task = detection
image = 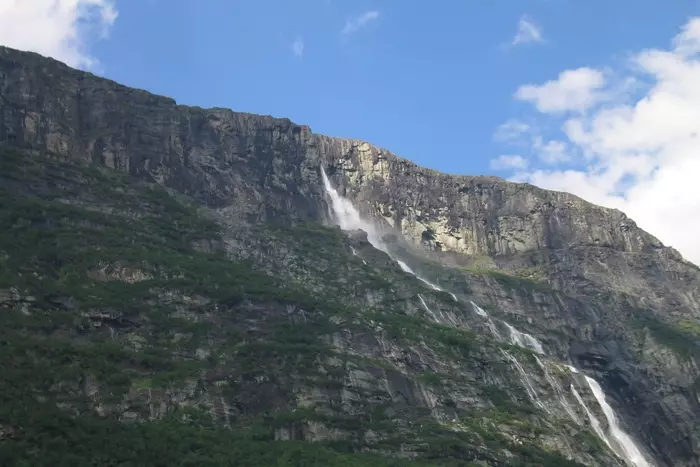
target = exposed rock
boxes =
[1,45,699,466]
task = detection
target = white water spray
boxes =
[503,322,545,355]
[583,376,652,467]
[322,169,387,250]
[418,294,440,323]
[567,366,653,467]
[470,301,502,338]
[322,168,454,299]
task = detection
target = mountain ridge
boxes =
[0,46,685,263]
[1,45,699,466]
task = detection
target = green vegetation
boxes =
[0,404,440,467]
[459,265,550,292]
[0,146,603,466]
[631,308,700,360]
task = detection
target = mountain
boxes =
[0,45,698,467]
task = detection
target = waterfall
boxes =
[418,294,440,323]
[570,383,613,450]
[322,167,545,410]
[501,350,547,412]
[322,168,455,300]
[583,376,653,467]
[567,366,653,467]
[534,357,580,424]
[470,301,488,317]
[503,322,545,355]
[350,246,367,265]
[321,169,387,251]
[320,167,654,466]
[470,301,502,338]
[398,260,458,301]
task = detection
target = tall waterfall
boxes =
[321,168,387,251]
[320,167,654,467]
[583,376,653,467]
[570,382,613,450]
[322,168,454,300]
[567,367,653,467]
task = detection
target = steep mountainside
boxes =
[0,46,699,467]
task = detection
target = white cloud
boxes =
[532,137,570,164]
[515,67,607,113]
[0,0,117,70]
[502,17,700,265]
[342,10,380,35]
[490,154,528,171]
[512,16,543,46]
[292,37,304,58]
[493,119,531,143]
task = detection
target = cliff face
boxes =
[1,45,699,467]
[0,46,679,260]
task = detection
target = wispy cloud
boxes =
[292,37,304,58]
[342,10,380,35]
[0,0,117,70]
[512,16,543,46]
[493,120,531,143]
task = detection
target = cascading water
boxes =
[350,246,367,265]
[320,167,655,466]
[584,376,652,467]
[397,259,458,301]
[418,294,440,323]
[470,301,502,338]
[570,382,613,450]
[534,356,580,424]
[501,349,547,412]
[503,322,545,355]
[322,168,456,301]
[321,169,387,251]
[567,366,653,467]
[322,167,547,407]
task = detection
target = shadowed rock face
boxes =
[1,46,700,466]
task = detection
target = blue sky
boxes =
[88,0,696,176]
[2,0,700,264]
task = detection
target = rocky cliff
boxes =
[1,45,699,467]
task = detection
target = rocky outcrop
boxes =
[0,46,687,262]
[1,45,700,466]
